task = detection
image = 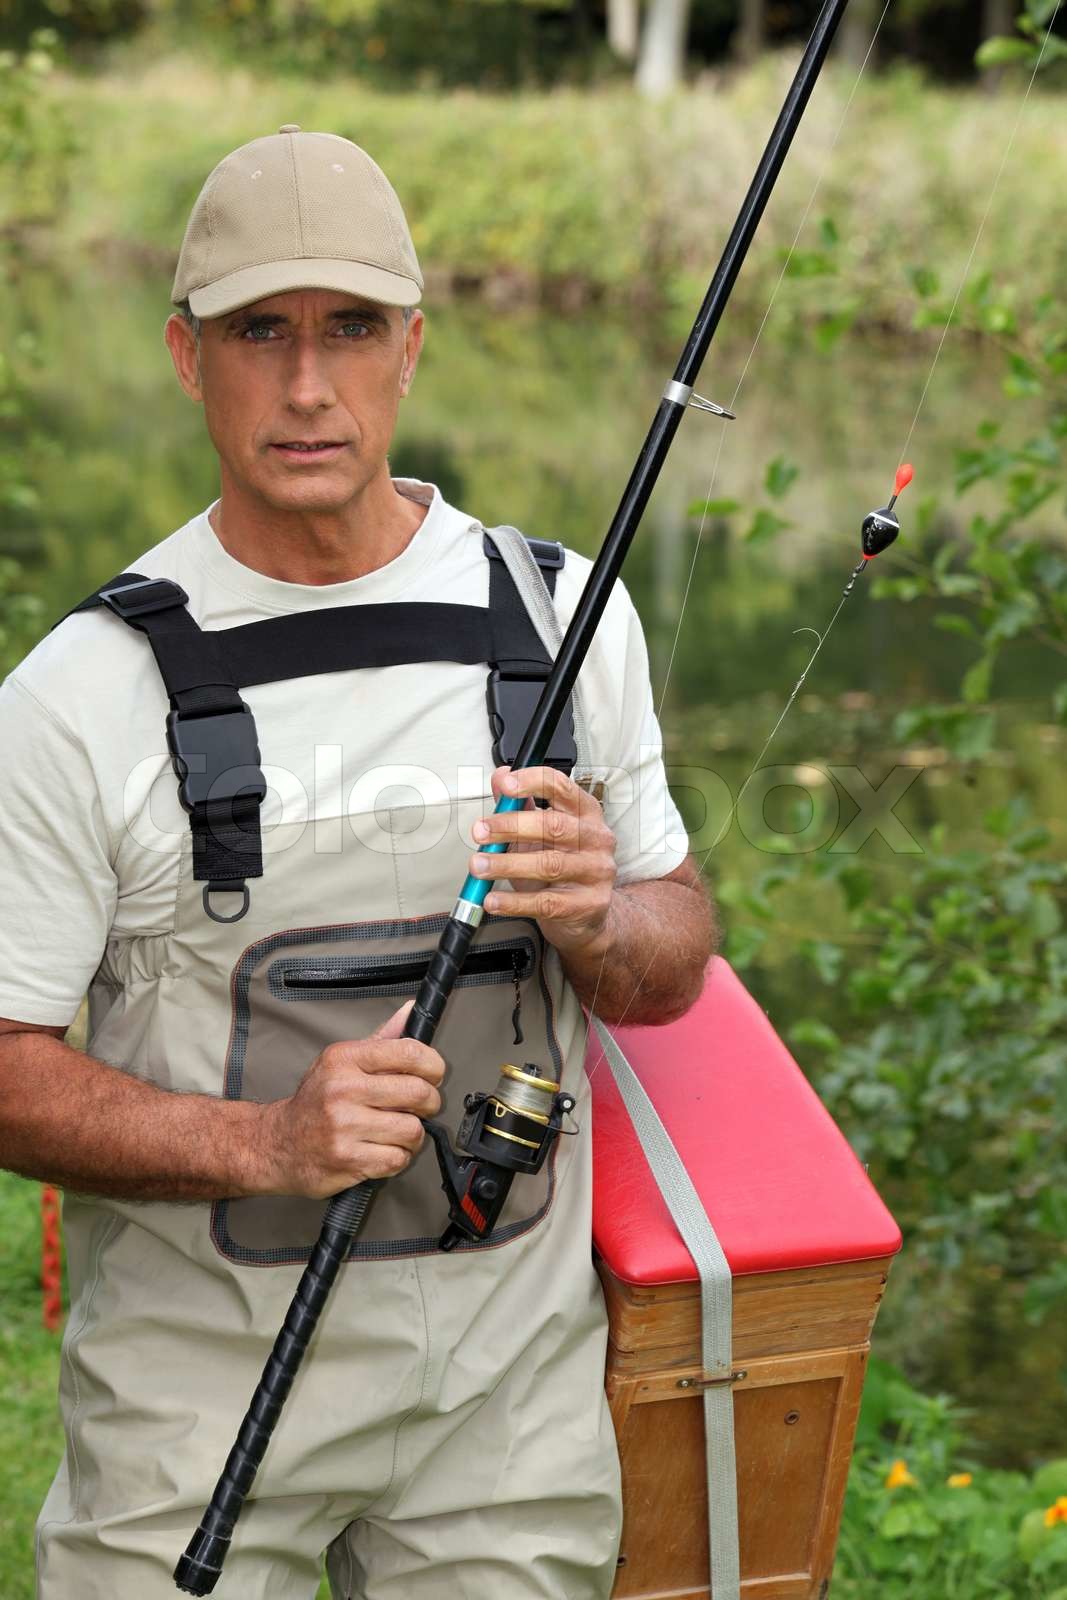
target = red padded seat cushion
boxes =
[587,958,901,1285]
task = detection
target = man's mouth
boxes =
[270,441,348,461]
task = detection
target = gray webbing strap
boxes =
[484,524,596,784]
[591,1016,741,1600]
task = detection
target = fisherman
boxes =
[0,127,714,1599]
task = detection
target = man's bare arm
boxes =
[0,1011,444,1204]
[556,856,715,1025]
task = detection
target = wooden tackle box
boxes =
[587,960,901,1600]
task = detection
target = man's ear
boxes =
[399,308,425,398]
[164,313,203,403]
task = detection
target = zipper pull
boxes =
[510,949,524,1046]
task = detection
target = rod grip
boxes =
[172,1219,361,1593]
[406,916,476,1043]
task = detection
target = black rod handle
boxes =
[174,1209,376,1593]
[407,916,477,1043]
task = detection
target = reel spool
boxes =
[461,1063,573,1172]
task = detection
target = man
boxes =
[0,127,713,1598]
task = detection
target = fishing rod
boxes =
[175,0,852,1588]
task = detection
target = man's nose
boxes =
[284,337,338,411]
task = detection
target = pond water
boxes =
[3,257,1063,1463]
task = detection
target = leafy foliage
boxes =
[837,1358,1067,1598]
[0,31,65,665]
[140,0,592,88]
[976,0,1067,74]
[0,28,78,225]
[718,284,1067,1341]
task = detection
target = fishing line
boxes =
[583,4,894,1065]
[579,6,894,1069]
[654,0,894,725]
[586,1,1063,1061]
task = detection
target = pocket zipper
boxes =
[281,942,531,994]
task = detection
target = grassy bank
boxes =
[21,43,1067,328]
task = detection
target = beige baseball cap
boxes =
[171,124,423,319]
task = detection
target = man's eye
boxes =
[242,323,275,341]
[339,322,370,338]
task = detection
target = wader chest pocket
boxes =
[214,920,562,1265]
[269,939,534,1005]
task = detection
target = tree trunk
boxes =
[836,0,878,69]
[607,0,640,61]
[981,0,1016,92]
[735,0,765,66]
[635,0,692,98]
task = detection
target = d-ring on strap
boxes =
[56,572,267,917]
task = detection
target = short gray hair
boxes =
[176,299,201,341]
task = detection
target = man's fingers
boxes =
[484,886,602,923]
[328,1033,445,1084]
[470,848,614,886]
[359,1073,442,1116]
[491,764,596,815]
[475,807,583,847]
[358,1111,428,1152]
[372,999,414,1040]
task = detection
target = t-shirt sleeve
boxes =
[584,581,689,886]
[0,673,117,1026]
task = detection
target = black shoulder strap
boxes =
[484,532,560,678]
[54,529,576,917]
[482,532,577,776]
[59,574,264,923]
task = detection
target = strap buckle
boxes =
[165,705,267,812]
[482,532,564,571]
[487,668,576,776]
[99,577,189,620]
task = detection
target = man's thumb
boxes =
[372,999,415,1041]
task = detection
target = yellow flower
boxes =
[1044,1496,1067,1528]
[947,1473,973,1488]
[885,1459,917,1490]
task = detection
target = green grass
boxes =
[19,43,1067,328]
[0,1173,64,1600]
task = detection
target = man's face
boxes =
[165,288,424,514]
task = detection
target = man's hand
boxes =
[469,765,618,958]
[469,766,715,1025]
[260,1003,445,1199]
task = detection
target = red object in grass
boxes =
[894,463,914,496]
[41,1185,62,1333]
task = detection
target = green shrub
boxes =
[838,1359,1067,1598]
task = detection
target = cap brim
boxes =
[185,257,423,318]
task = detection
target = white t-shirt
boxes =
[0,480,687,1027]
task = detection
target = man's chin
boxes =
[256,465,363,511]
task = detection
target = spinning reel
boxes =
[425,1063,576,1250]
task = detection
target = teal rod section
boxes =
[458,793,526,906]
